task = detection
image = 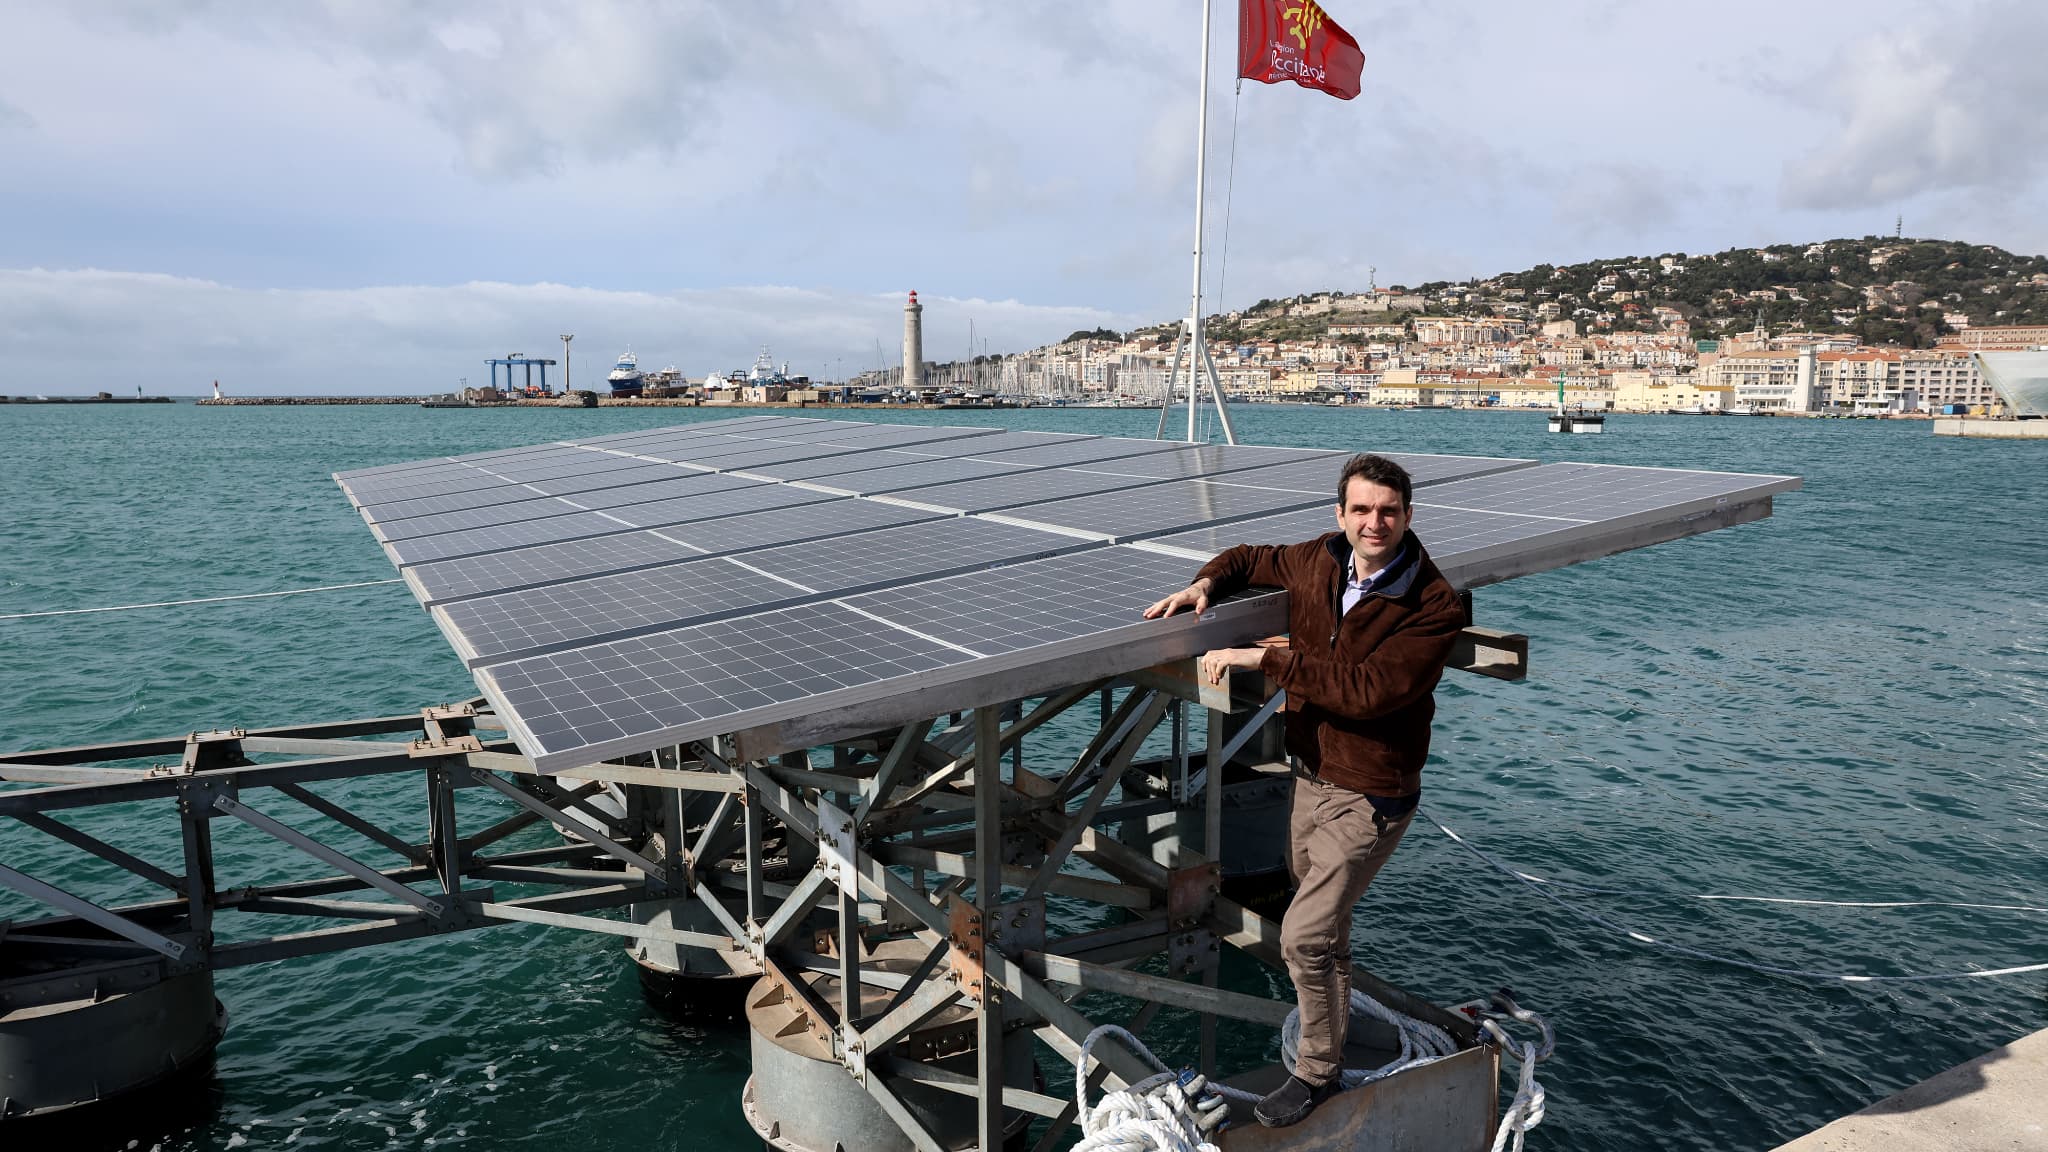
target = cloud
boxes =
[0,268,1133,395]
[1783,1,2048,211]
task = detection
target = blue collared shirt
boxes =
[1341,544,1409,615]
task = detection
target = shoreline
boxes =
[145,396,1948,420]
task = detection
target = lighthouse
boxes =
[903,291,924,392]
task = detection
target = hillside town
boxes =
[874,238,2048,416]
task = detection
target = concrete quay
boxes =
[1771,1026,2048,1151]
[1934,417,2048,438]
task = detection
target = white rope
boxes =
[1074,1026,1231,1152]
[1425,810,2048,983]
[1074,986,1482,1150]
[1491,1035,1547,1152]
[0,579,403,621]
[1279,987,1460,1089]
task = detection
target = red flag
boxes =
[1237,0,1365,101]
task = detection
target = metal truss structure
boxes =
[1,652,1511,1148]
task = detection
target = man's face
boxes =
[1335,477,1410,570]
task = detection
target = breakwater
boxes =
[5,394,175,404]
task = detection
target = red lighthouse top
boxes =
[909,290,918,304]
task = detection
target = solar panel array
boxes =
[340,415,1798,770]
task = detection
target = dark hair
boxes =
[1336,453,1413,509]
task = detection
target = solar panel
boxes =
[479,601,978,761]
[484,453,681,486]
[870,429,1093,459]
[985,478,1333,542]
[359,480,559,523]
[360,463,712,526]
[1069,443,1346,481]
[1136,462,1802,589]
[565,416,826,448]
[840,546,1226,656]
[345,469,527,507]
[368,472,757,540]
[343,427,1799,773]
[587,435,782,465]
[1200,452,1535,497]
[790,455,1040,495]
[733,447,955,482]
[805,425,1001,449]
[966,437,1199,468]
[882,467,1172,514]
[402,497,944,608]
[557,473,760,511]
[382,484,839,567]
[333,440,577,482]
[440,517,1096,667]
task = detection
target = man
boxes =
[1143,453,1465,1128]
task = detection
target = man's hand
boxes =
[1143,577,1213,619]
[1198,647,1267,685]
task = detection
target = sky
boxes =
[3,0,2046,394]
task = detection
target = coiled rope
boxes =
[1425,810,2048,982]
[1075,988,1547,1151]
[1278,987,1459,1089]
[0,578,402,621]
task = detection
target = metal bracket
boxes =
[1167,926,1219,976]
[986,897,1045,960]
[1166,861,1220,930]
[1449,626,1529,681]
[946,895,986,1005]
[409,734,483,758]
[182,728,249,772]
[817,799,858,901]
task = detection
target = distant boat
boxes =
[607,351,645,398]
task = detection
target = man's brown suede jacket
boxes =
[1194,528,1464,796]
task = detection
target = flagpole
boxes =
[1184,0,1214,443]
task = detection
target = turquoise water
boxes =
[2,403,2044,1151]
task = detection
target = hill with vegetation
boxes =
[1118,238,2048,350]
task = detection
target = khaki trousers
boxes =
[1280,774,1414,1086]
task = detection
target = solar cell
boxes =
[870,429,1093,459]
[368,471,758,540]
[565,416,822,448]
[1069,443,1344,481]
[345,469,525,507]
[598,484,840,529]
[403,497,946,607]
[839,546,1241,657]
[985,478,1331,542]
[441,516,1094,666]
[732,447,951,482]
[1201,452,1535,497]
[790,455,1039,495]
[1135,462,1801,588]
[557,473,759,511]
[478,602,975,762]
[966,437,1198,468]
[882,467,1169,513]
[482,452,681,486]
[359,463,704,525]
[382,484,838,566]
[359,480,559,524]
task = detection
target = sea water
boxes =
[2,402,2043,1151]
